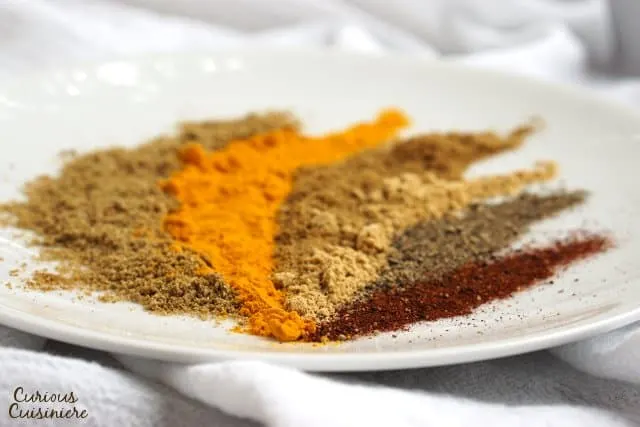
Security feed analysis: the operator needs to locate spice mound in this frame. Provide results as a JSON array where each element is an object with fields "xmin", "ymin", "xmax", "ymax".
[{"xmin": 0, "ymin": 108, "xmax": 611, "ymax": 343}]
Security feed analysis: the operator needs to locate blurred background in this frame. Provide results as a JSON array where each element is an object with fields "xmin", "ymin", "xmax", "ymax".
[
  {"xmin": 1, "ymin": 0, "xmax": 639, "ymax": 107},
  {"xmin": 0, "ymin": 2, "xmax": 639, "ymax": 425}
]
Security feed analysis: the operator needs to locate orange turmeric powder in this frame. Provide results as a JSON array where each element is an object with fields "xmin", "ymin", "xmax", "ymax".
[{"xmin": 161, "ymin": 109, "xmax": 410, "ymax": 341}]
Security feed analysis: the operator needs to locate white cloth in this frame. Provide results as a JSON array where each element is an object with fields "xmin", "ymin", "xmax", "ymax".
[{"xmin": 0, "ymin": 1, "xmax": 639, "ymax": 426}]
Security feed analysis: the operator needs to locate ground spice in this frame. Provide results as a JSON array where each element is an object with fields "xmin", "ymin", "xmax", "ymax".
[
  {"xmin": 378, "ymin": 191, "xmax": 588, "ymax": 286},
  {"xmin": 310, "ymin": 233, "xmax": 611, "ymax": 341},
  {"xmin": 0, "ymin": 112, "xmax": 297, "ymax": 318},
  {"xmin": 275, "ymin": 124, "xmax": 557, "ymax": 322},
  {"xmin": 385, "ymin": 123, "xmax": 537, "ymax": 180},
  {"xmin": 161, "ymin": 109, "xmax": 410, "ymax": 341}
]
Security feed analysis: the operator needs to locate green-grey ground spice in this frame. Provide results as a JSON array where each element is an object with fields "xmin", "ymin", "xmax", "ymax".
[{"xmin": 378, "ymin": 191, "xmax": 588, "ymax": 287}]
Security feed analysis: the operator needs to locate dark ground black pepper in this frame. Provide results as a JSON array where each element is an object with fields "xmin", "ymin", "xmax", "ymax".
[{"xmin": 377, "ymin": 191, "xmax": 587, "ymax": 287}]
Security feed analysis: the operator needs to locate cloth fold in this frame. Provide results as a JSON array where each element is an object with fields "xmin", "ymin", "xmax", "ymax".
[
  {"xmin": 116, "ymin": 355, "xmax": 638, "ymax": 427},
  {"xmin": 0, "ymin": 1, "xmax": 638, "ymax": 426}
]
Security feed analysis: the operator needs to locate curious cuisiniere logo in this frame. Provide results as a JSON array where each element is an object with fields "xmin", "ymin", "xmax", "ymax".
[{"xmin": 8, "ymin": 387, "xmax": 88, "ymax": 421}]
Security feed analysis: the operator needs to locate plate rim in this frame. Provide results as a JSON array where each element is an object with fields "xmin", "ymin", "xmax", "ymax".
[
  {"xmin": 0, "ymin": 301, "xmax": 638, "ymax": 371},
  {"xmin": 2, "ymin": 47, "xmax": 640, "ymax": 123},
  {"xmin": 1, "ymin": 48, "xmax": 639, "ymax": 371}
]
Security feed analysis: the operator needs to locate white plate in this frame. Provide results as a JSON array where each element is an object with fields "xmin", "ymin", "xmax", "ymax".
[{"xmin": 1, "ymin": 50, "xmax": 639, "ymax": 371}]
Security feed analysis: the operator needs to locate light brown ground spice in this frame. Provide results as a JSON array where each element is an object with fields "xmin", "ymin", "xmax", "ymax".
[
  {"xmin": 274, "ymin": 124, "xmax": 557, "ymax": 321},
  {"xmin": 0, "ymin": 112, "xmax": 298, "ymax": 318}
]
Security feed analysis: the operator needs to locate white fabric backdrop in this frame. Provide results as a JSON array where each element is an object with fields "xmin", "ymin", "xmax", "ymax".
[{"xmin": 0, "ymin": 1, "xmax": 639, "ymax": 426}]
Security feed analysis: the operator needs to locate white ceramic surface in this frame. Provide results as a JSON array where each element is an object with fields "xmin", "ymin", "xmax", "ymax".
[{"xmin": 0, "ymin": 50, "xmax": 639, "ymax": 371}]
